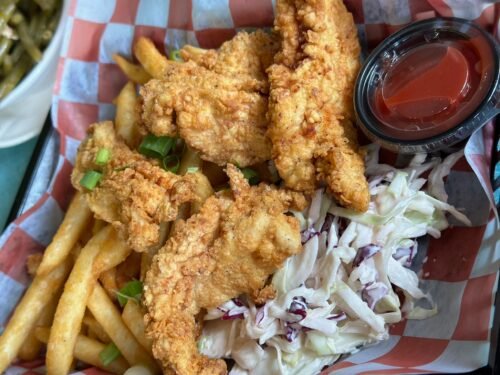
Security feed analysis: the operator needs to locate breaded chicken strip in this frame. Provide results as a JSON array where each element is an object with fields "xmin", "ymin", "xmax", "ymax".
[
  {"xmin": 143, "ymin": 165, "xmax": 306, "ymax": 375},
  {"xmin": 140, "ymin": 31, "xmax": 278, "ymax": 167},
  {"xmin": 268, "ymin": 0, "xmax": 369, "ymax": 211},
  {"xmin": 71, "ymin": 121, "xmax": 206, "ymax": 252}
]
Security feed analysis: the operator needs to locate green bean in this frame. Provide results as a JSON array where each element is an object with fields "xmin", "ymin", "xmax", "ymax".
[
  {"xmin": 33, "ymin": 0, "xmax": 56, "ymax": 12},
  {"xmin": 16, "ymin": 18, "xmax": 41, "ymax": 61},
  {"xmin": 8, "ymin": 42, "xmax": 23, "ymax": 64},
  {"xmin": 0, "ymin": 0, "xmax": 61, "ymax": 100},
  {"xmin": 0, "ymin": 52, "xmax": 31, "ymax": 98},
  {"xmin": 0, "ymin": 2, "xmax": 17, "ymax": 33},
  {"xmin": 9, "ymin": 10, "xmax": 22, "ymax": 25},
  {"xmin": 2, "ymin": 53, "xmax": 12, "ymax": 73},
  {"xmin": 39, "ymin": 7, "xmax": 58, "ymax": 46},
  {"xmin": 0, "ymin": 36, "xmax": 13, "ymax": 61}
]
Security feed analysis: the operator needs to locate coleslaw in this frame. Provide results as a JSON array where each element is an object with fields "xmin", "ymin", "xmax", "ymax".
[{"xmin": 199, "ymin": 145, "xmax": 470, "ymax": 375}]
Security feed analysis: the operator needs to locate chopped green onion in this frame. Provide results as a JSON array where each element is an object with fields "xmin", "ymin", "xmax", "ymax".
[
  {"xmin": 115, "ymin": 280, "xmax": 143, "ymax": 307},
  {"xmin": 186, "ymin": 166, "xmax": 199, "ymax": 174},
  {"xmin": 80, "ymin": 171, "xmax": 102, "ymax": 190},
  {"xmin": 163, "ymin": 155, "xmax": 180, "ymax": 174},
  {"xmin": 169, "ymin": 49, "xmax": 182, "ymax": 61},
  {"xmin": 138, "ymin": 135, "xmax": 175, "ymax": 159},
  {"xmin": 99, "ymin": 343, "xmax": 121, "ymax": 366},
  {"xmin": 240, "ymin": 168, "xmax": 260, "ymax": 185},
  {"xmin": 95, "ymin": 148, "xmax": 111, "ymax": 165}
]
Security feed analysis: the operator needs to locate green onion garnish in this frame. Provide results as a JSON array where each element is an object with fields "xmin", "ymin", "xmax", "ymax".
[
  {"xmin": 80, "ymin": 171, "xmax": 102, "ymax": 190},
  {"xmin": 115, "ymin": 280, "xmax": 143, "ymax": 307},
  {"xmin": 163, "ymin": 155, "xmax": 180, "ymax": 173},
  {"xmin": 186, "ymin": 166, "xmax": 199, "ymax": 174},
  {"xmin": 95, "ymin": 148, "xmax": 110, "ymax": 165},
  {"xmin": 138, "ymin": 135, "xmax": 175, "ymax": 159},
  {"xmin": 99, "ymin": 343, "xmax": 121, "ymax": 366},
  {"xmin": 169, "ymin": 49, "xmax": 182, "ymax": 61},
  {"xmin": 240, "ymin": 168, "xmax": 260, "ymax": 185}
]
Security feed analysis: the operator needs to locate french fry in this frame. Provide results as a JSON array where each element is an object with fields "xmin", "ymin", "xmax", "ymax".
[
  {"xmin": 179, "ymin": 146, "xmax": 202, "ymax": 175},
  {"xmin": 0, "ymin": 258, "xmax": 72, "ymax": 372},
  {"xmin": 99, "ymin": 267, "xmax": 118, "ymax": 300},
  {"xmin": 92, "ymin": 218, "xmax": 107, "ymax": 235},
  {"xmin": 46, "ymin": 226, "xmax": 113, "ymax": 374},
  {"xmin": 179, "ymin": 45, "xmax": 209, "ymax": 64},
  {"xmin": 37, "ymin": 192, "xmax": 92, "ymax": 276},
  {"xmin": 115, "ymin": 81, "xmax": 141, "ymax": 148},
  {"xmin": 87, "ymin": 283, "xmax": 160, "ymax": 373},
  {"xmin": 93, "ymin": 226, "xmax": 132, "ymax": 275},
  {"xmin": 190, "ymin": 172, "xmax": 214, "ymax": 215},
  {"xmin": 113, "ymin": 53, "xmax": 151, "ymax": 84},
  {"xmin": 35, "ymin": 327, "xmax": 129, "ymax": 375},
  {"xmin": 83, "ymin": 314, "xmax": 111, "ymax": 343},
  {"xmin": 122, "ymin": 300, "xmax": 152, "ymax": 351},
  {"xmin": 133, "ymin": 37, "xmax": 170, "ymax": 79},
  {"xmin": 17, "ymin": 291, "xmax": 59, "ymax": 361}
]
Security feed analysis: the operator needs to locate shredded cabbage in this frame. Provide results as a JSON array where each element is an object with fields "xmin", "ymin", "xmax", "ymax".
[{"xmin": 200, "ymin": 145, "xmax": 468, "ymax": 374}]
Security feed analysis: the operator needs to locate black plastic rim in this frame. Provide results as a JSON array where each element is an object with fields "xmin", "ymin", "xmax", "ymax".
[{"xmin": 354, "ymin": 17, "xmax": 500, "ymax": 154}]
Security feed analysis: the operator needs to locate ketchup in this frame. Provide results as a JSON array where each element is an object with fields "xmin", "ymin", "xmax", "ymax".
[{"xmin": 370, "ymin": 35, "xmax": 494, "ymax": 140}]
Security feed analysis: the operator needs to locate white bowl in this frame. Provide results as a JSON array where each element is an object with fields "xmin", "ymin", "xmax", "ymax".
[{"xmin": 0, "ymin": 0, "xmax": 70, "ymax": 148}]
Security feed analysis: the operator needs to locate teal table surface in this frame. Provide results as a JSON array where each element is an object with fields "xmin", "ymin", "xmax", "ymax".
[{"xmin": 0, "ymin": 137, "xmax": 38, "ymax": 230}]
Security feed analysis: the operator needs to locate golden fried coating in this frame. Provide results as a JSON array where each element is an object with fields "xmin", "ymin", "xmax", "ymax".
[
  {"xmin": 71, "ymin": 121, "xmax": 203, "ymax": 252},
  {"xmin": 268, "ymin": 0, "xmax": 370, "ymax": 211},
  {"xmin": 143, "ymin": 165, "xmax": 306, "ymax": 375},
  {"xmin": 140, "ymin": 31, "xmax": 278, "ymax": 167}
]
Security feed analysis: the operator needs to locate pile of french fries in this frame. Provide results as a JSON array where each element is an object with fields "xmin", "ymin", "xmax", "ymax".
[{"xmin": 0, "ymin": 37, "xmax": 215, "ymax": 374}]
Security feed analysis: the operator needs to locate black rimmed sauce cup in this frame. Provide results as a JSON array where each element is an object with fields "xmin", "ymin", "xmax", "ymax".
[{"xmin": 355, "ymin": 17, "xmax": 500, "ymax": 154}]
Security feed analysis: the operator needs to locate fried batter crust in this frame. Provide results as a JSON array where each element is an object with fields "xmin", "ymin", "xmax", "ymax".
[
  {"xmin": 140, "ymin": 31, "xmax": 278, "ymax": 167},
  {"xmin": 143, "ymin": 165, "xmax": 306, "ymax": 375},
  {"xmin": 268, "ymin": 0, "xmax": 369, "ymax": 211},
  {"xmin": 71, "ymin": 121, "xmax": 201, "ymax": 252}
]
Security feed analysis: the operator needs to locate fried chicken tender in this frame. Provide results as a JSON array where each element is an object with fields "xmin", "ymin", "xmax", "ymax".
[
  {"xmin": 71, "ymin": 121, "xmax": 205, "ymax": 252},
  {"xmin": 140, "ymin": 31, "xmax": 278, "ymax": 167},
  {"xmin": 268, "ymin": 0, "xmax": 370, "ymax": 211},
  {"xmin": 143, "ymin": 165, "xmax": 306, "ymax": 375}
]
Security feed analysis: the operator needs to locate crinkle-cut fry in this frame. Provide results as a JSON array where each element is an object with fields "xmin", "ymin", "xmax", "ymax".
[
  {"xmin": 133, "ymin": 37, "xmax": 170, "ymax": 79},
  {"xmin": 140, "ymin": 222, "xmax": 170, "ymax": 281},
  {"xmin": 113, "ymin": 53, "xmax": 151, "ymax": 84},
  {"xmin": 46, "ymin": 226, "xmax": 114, "ymax": 374},
  {"xmin": 93, "ymin": 226, "xmax": 132, "ymax": 275},
  {"xmin": 37, "ymin": 192, "xmax": 92, "ymax": 276},
  {"xmin": 115, "ymin": 81, "xmax": 141, "ymax": 148},
  {"xmin": 17, "ymin": 291, "xmax": 59, "ymax": 361},
  {"xmin": 99, "ymin": 267, "xmax": 119, "ymax": 301},
  {"xmin": 122, "ymin": 300, "xmax": 152, "ymax": 352},
  {"xmin": 87, "ymin": 283, "xmax": 160, "ymax": 374},
  {"xmin": 0, "ymin": 258, "xmax": 72, "ymax": 372},
  {"xmin": 83, "ymin": 314, "xmax": 111, "ymax": 343},
  {"xmin": 35, "ymin": 327, "xmax": 129, "ymax": 375}
]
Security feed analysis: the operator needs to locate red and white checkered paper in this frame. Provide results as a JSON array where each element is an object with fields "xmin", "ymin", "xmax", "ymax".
[{"xmin": 1, "ymin": 1, "xmax": 499, "ymax": 374}]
